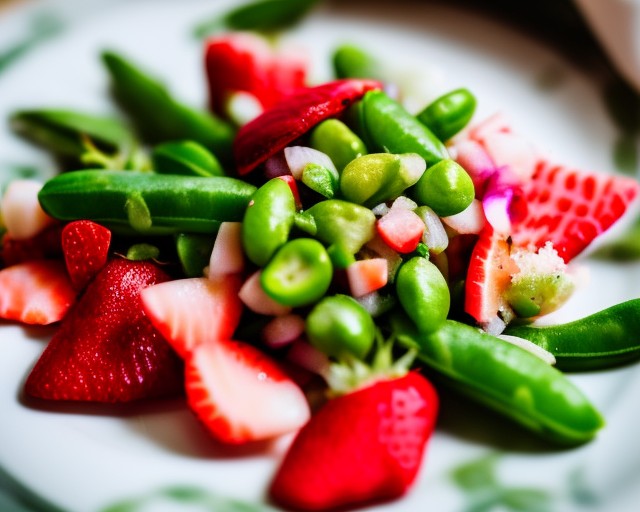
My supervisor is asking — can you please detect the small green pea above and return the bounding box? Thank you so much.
[306,294,375,360]
[411,159,475,217]
[417,88,477,142]
[310,119,367,171]
[261,238,333,307]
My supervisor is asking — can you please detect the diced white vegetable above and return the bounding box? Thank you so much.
[284,146,337,180]
[209,222,245,279]
[238,270,292,316]
[390,195,418,211]
[442,199,486,234]
[1,180,54,240]
[371,203,390,217]
[415,205,448,254]
[262,314,306,349]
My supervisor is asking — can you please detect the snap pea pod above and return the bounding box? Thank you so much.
[505,299,640,371]
[38,170,255,235]
[102,51,235,162]
[417,88,476,142]
[151,140,225,177]
[392,316,604,445]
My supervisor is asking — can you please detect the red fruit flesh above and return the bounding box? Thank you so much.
[269,372,438,511]
[0,224,62,268]
[61,220,112,291]
[511,161,640,262]
[376,209,425,254]
[24,258,183,402]
[233,79,382,175]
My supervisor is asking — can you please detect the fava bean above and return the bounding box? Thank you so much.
[417,88,476,142]
[261,238,333,307]
[301,163,339,199]
[152,140,224,177]
[310,119,367,171]
[505,299,640,371]
[37,170,254,235]
[392,316,605,445]
[242,178,296,267]
[411,159,475,217]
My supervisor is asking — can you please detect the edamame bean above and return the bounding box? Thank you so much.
[361,90,449,167]
[310,119,367,171]
[152,140,225,177]
[393,316,605,445]
[411,159,475,217]
[261,238,333,307]
[38,170,254,234]
[417,88,476,141]
[306,294,375,360]
[505,299,640,371]
[332,44,380,80]
[395,256,450,333]
[242,178,296,267]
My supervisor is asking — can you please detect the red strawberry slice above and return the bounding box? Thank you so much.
[185,339,310,444]
[0,260,76,325]
[464,226,517,328]
[511,161,640,262]
[1,223,62,268]
[376,208,425,254]
[233,78,382,175]
[24,258,183,402]
[269,371,438,511]
[205,33,307,117]
[61,220,112,291]
[141,275,243,360]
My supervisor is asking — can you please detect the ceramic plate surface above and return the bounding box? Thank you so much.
[1,1,640,511]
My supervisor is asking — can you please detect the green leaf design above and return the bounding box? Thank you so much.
[193,0,321,39]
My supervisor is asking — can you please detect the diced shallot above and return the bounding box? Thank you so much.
[209,222,245,278]
[442,199,486,235]
[1,180,54,240]
[284,146,337,180]
[415,205,448,254]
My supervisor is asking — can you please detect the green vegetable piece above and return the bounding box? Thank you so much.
[361,90,449,167]
[38,170,253,235]
[306,294,375,360]
[152,140,224,177]
[340,153,425,207]
[505,299,640,371]
[193,0,320,38]
[504,272,575,319]
[417,88,477,142]
[310,119,367,171]
[327,242,356,270]
[300,199,376,254]
[411,159,475,217]
[176,233,217,278]
[393,317,605,445]
[242,178,296,267]
[102,51,235,162]
[332,44,380,80]
[396,256,450,334]
[261,238,333,307]
[301,163,339,199]
[126,243,160,261]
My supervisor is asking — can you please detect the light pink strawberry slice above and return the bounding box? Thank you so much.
[141,275,243,360]
[233,78,382,175]
[0,260,76,325]
[186,339,310,444]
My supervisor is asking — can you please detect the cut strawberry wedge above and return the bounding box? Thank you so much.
[0,260,76,325]
[376,208,425,254]
[186,339,310,444]
[511,161,640,262]
[205,33,307,116]
[141,275,243,360]
[24,258,183,402]
[61,220,112,291]
[1,224,62,268]
[233,79,382,175]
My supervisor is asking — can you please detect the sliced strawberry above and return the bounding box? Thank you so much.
[186,339,310,444]
[1,223,62,268]
[0,260,76,325]
[61,220,112,291]
[270,371,438,511]
[464,226,517,329]
[376,208,425,254]
[141,275,243,359]
[205,33,307,117]
[346,258,388,298]
[24,258,183,402]
[233,79,382,175]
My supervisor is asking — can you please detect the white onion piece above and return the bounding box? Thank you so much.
[499,334,557,365]
[390,195,418,211]
[284,146,337,180]
[371,203,390,217]
[262,314,306,349]
[286,340,331,378]
[209,222,244,278]
[415,205,448,254]
[442,199,486,234]
[1,180,54,240]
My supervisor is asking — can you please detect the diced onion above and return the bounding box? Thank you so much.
[284,146,337,180]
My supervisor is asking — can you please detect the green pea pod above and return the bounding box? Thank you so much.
[417,88,477,142]
[361,90,449,167]
[310,119,367,171]
[340,153,425,207]
[505,299,640,371]
[152,140,225,177]
[392,316,605,445]
[261,238,332,307]
[242,178,296,267]
[176,232,217,277]
[411,159,475,217]
[333,44,381,80]
[299,199,376,254]
[306,294,375,360]
[38,170,254,235]
[102,51,235,162]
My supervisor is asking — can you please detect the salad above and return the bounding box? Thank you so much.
[1,1,640,511]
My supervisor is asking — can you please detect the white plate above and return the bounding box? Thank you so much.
[1,1,640,511]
